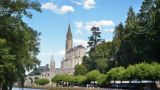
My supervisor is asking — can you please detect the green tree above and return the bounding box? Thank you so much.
[73,75,87,86]
[106,67,125,82]
[74,64,87,76]
[34,78,50,85]
[112,23,125,66]
[86,70,100,83]
[88,27,103,50]
[82,27,103,71]
[0,0,41,90]
[0,39,15,88]
[96,74,106,86]
[94,41,113,73]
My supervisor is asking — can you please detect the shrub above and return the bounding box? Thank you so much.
[34,78,50,85]
[86,70,100,82]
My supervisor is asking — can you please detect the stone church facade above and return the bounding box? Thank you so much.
[60,25,86,74]
[25,24,86,85]
[25,52,60,85]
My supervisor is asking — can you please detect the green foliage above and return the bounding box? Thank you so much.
[106,0,160,68]
[96,74,106,85]
[88,27,103,50]
[82,27,103,72]
[106,63,160,81]
[106,67,125,81]
[0,39,16,86]
[73,75,87,85]
[86,70,100,82]
[0,0,41,89]
[94,41,113,73]
[74,64,87,76]
[34,78,50,85]
[51,63,160,87]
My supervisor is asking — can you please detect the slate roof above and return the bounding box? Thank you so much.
[28,65,49,76]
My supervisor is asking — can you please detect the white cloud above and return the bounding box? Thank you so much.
[73,39,88,48]
[69,0,82,6]
[87,20,114,27]
[75,21,84,35]
[69,0,96,10]
[75,20,114,34]
[41,2,74,14]
[104,28,114,33]
[83,0,96,9]
[58,49,65,57]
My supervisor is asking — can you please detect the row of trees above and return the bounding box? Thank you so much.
[0,0,41,90]
[52,63,160,87]
[76,0,160,74]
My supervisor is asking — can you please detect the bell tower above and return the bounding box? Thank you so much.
[66,24,73,51]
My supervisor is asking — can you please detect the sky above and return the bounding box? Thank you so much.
[24,0,143,68]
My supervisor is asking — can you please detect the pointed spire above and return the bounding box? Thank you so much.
[50,51,55,72]
[51,51,54,62]
[66,24,73,51]
[67,24,72,40]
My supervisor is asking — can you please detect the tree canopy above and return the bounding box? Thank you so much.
[0,0,41,90]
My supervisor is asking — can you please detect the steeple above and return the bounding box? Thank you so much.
[66,24,73,51]
[50,51,55,72]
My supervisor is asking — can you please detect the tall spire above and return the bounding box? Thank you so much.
[67,24,72,40]
[51,51,54,61]
[50,51,55,72]
[66,24,73,51]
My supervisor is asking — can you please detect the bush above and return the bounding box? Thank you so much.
[73,75,87,85]
[34,78,50,85]
[86,70,100,82]
[106,63,160,82]
[106,67,125,81]
[96,74,106,85]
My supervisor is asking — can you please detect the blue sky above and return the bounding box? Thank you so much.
[24,0,143,68]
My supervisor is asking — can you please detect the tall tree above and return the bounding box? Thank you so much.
[93,41,113,73]
[0,0,41,90]
[82,27,103,71]
[88,27,103,51]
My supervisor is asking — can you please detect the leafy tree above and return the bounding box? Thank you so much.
[0,0,41,90]
[93,41,113,73]
[96,74,106,86]
[88,27,103,50]
[74,64,87,76]
[0,39,15,88]
[112,23,125,66]
[86,70,100,83]
[34,78,50,85]
[82,27,103,71]
[106,67,125,82]
[73,75,87,86]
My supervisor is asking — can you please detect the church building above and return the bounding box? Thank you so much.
[25,52,60,85]
[60,24,86,74]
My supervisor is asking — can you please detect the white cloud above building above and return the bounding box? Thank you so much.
[41,2,74,15]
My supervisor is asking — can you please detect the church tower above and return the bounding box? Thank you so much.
[66,24,73,51]
[50,51,55,73]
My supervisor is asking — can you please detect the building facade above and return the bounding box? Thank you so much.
[61,25,86,74]
[25,52,60,85]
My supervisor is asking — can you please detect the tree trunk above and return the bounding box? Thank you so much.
[2,81,8,90]
[8,82,13,90]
